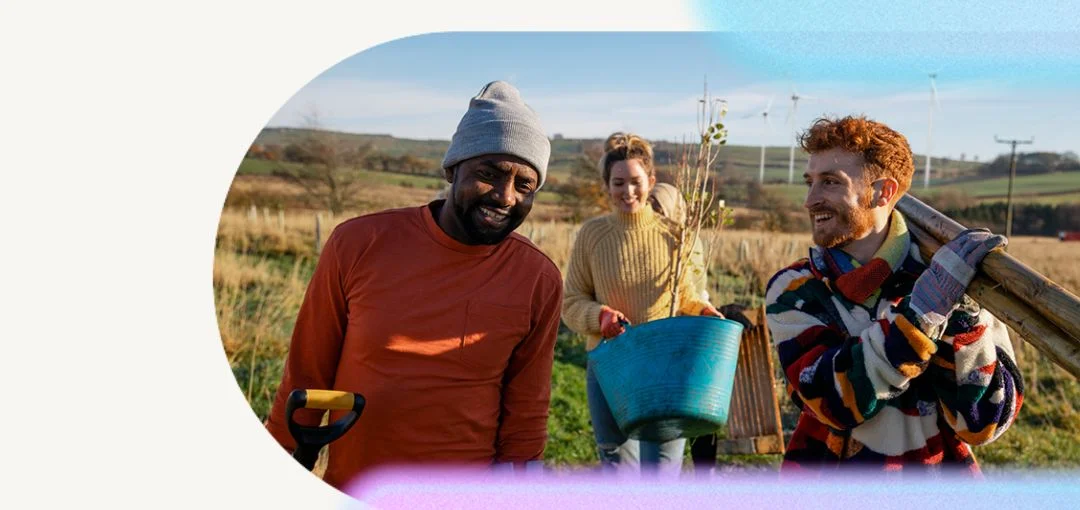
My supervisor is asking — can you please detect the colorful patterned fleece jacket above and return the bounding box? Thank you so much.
[765,210,1024,474]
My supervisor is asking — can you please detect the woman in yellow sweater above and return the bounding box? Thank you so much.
[562,133,722,476]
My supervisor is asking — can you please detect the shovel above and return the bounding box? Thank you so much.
[285,389,366,471]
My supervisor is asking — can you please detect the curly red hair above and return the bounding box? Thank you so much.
[799,115,915,197]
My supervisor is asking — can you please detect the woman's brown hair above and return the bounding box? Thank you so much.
[599,132,655,185]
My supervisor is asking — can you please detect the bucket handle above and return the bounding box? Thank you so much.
[600,318,633,342]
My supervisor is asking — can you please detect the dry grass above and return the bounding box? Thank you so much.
[214,249,310,417]
[1006,236,1080,295]
[217,208,317,258]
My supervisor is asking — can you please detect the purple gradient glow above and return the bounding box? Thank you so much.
[339,465,1080,509]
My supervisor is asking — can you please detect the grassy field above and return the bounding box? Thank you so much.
[997,191,1080,205]
[215,168,1080,473]
[235,158,563,204]
[254,128,983,179]
[936,172,1080,198]
[758,170,1080,210]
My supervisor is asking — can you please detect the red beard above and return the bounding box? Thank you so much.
[809,189,875,249]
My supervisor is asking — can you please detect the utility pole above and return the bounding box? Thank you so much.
[994,135,1034,239]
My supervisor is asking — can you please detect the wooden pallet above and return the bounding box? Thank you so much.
[718,304,786,455]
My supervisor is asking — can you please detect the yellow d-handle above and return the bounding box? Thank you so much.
[303,389,356,411]
[286,389,367,472]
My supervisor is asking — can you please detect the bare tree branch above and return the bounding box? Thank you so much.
[271,106,373,215]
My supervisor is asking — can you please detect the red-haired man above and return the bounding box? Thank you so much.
[766,116,1023,475]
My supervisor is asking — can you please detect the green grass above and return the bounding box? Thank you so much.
[977,191,1080,206]
[545,330,597,466]
[255,128,451,160]
[220,254,315,420]
[237,157,291,175]
[546,363,597,466]
[763,183,810,206]
[238,158,445,188]
[934,172,1080,198]
[976,355,1080,470]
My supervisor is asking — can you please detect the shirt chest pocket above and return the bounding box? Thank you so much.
[460,299,531,375]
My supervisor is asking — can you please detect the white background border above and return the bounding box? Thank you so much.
[2,1,697,508]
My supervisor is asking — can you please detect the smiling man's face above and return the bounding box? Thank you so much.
[803,147,877,249]
[444,154,538,245]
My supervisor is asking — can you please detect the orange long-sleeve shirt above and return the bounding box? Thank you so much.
[264,202,563,489]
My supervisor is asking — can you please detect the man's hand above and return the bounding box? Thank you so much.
[599,306,629,338]
[699,304,725,319]
[910,228,1006,333]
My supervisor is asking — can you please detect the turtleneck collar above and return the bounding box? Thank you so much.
[612,206,658,230]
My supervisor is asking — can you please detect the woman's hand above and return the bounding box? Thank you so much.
[699,305,725,319]
[599,306,629,338]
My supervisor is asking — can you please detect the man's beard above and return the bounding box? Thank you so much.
[453,198,525,245]
[810,189,876,249]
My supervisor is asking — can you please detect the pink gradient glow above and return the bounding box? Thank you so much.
[338,465,1080,509]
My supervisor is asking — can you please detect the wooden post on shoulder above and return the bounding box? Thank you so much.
[899,197,1080,379]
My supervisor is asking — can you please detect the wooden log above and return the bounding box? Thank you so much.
[759,305,786,455]
[906,221,1080,379]
[897,194,1080,348]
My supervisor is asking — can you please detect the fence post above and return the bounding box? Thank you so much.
[315,213,323,254]
[248,204,257,222]
[278,208,286,232]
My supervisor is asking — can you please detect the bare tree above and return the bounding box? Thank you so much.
[667,86,734,317]
[558,141,610,222]
[272,108,372,215]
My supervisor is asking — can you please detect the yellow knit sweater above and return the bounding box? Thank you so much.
[562,207,711,351]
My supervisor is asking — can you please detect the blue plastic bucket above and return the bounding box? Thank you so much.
[587,316,744,442]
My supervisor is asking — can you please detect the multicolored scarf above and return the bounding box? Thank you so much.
[809,210,911,308]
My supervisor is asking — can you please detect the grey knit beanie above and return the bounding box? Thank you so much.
[442,81,551,188]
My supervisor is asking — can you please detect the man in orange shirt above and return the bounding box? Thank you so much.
[264,81,563,489]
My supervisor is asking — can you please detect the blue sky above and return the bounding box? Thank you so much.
[268,28,1080,163]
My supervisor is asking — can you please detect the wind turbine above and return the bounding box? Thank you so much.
[786,86,815,184]
[744,97,774,184]
[923,72,941,189]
